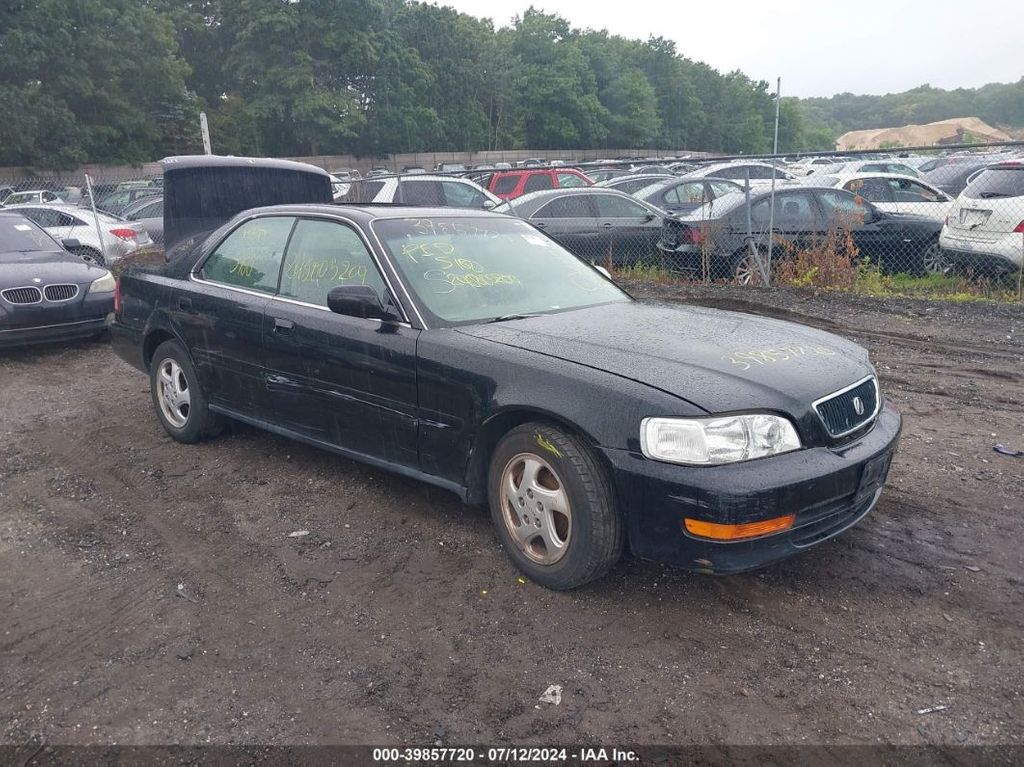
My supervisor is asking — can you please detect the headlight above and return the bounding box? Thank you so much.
[89,271,116,293]
[640,414,801,465]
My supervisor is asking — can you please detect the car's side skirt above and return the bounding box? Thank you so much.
[207,404,469,503]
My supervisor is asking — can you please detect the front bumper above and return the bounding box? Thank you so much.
[0,291,114,349]
[601,405,902,573]
[0,313,112,348]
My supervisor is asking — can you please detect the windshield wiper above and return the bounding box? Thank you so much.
[979,191,1011,198]
[486,313,541,324]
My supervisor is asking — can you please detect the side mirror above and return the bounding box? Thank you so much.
[482,199,496,210]
[327,285,399,322]
[61,238,81,251]
[643,212,657,222]
[593,264,613,280]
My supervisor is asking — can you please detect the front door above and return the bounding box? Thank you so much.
[186,215,295,414]
[262,217,420,467]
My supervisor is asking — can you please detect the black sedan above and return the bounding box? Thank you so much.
[657,186,943,282]
[112,199,901,589]
[0,212,116,348]
[494,188,666,267]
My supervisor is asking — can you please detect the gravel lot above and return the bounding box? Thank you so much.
[1,285,1022,748]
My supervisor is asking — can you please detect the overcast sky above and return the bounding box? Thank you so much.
[436,0,1022,98]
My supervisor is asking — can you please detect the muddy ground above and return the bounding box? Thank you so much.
[1,284,1021,748]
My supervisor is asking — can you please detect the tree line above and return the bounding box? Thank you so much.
[1,1,1020,169]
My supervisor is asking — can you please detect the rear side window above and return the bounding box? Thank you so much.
[556,172,589,188]
[401,180,445,206]
[132,200,163,219]
[201,216,295,293]
[594,194,649,217]
[278,219,386,307]
[492,175,521,195]
[665,182,707,205]
[339,181,384,203]
[963,168,1024,200]
[535,196,595,218]
[440,180,488,209]
[844,178,893,203]
[523,174,554,193]
[751,193,816,225]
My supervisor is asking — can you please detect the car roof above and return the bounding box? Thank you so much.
[497,187,649,216]
[237,203,510,224]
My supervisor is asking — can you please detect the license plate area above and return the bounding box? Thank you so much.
[958,208,991,228]
[857,451,892,498]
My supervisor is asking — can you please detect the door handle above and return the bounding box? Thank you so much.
[602,222,614,228]
[534,222,547,229]
[176,297,193,312]
[273,317,294,334]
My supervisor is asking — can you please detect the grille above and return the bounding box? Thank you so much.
[44,284,79,301]
[1,286,43,304]
[814,376,879,437]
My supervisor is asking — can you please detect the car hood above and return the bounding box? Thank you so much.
[0,249,108,285]
[455,301,873,414]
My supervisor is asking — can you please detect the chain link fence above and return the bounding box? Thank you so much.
[0,172,164,268]
[2,143,1022,300]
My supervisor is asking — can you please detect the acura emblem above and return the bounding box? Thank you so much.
[852,396,865,416]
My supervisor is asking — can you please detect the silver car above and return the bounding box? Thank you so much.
[6,203,152,266]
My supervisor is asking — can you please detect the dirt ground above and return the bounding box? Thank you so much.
[1,284,1022,749]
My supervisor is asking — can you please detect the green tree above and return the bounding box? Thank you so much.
[0,0,195,167]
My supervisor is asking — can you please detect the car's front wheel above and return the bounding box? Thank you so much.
[149,340,222,443]
[488,422,623,590]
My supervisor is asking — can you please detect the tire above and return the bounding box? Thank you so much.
[74,246,105,267]
[732,248,769,286]
[149,340,222,443]
[920,239,951,276]
[488,422,623,590]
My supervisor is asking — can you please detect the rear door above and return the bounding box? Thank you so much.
[815,189,902,267]
[262,217,419,467]
[531,194,602,260]
[750,191,822,255]
[593,193,662,267]
[188,215,295,413]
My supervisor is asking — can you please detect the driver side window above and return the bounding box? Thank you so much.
[278,219,387,307]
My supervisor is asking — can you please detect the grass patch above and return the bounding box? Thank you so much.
[853,266,1020,302]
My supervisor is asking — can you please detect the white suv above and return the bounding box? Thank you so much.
[940,161,1024,275]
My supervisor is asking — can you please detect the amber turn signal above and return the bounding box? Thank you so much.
[684,514,796,541]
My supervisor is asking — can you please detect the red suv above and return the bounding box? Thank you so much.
[488,169,592,200]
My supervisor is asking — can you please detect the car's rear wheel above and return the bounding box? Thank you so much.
[488,422,623,590]
[74,246,105,267]
[733,249,769,285]
[920,240,951,275]
[149,340,222,443]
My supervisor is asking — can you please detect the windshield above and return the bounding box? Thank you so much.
[372,216,629,326]
[0,216,59,256]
